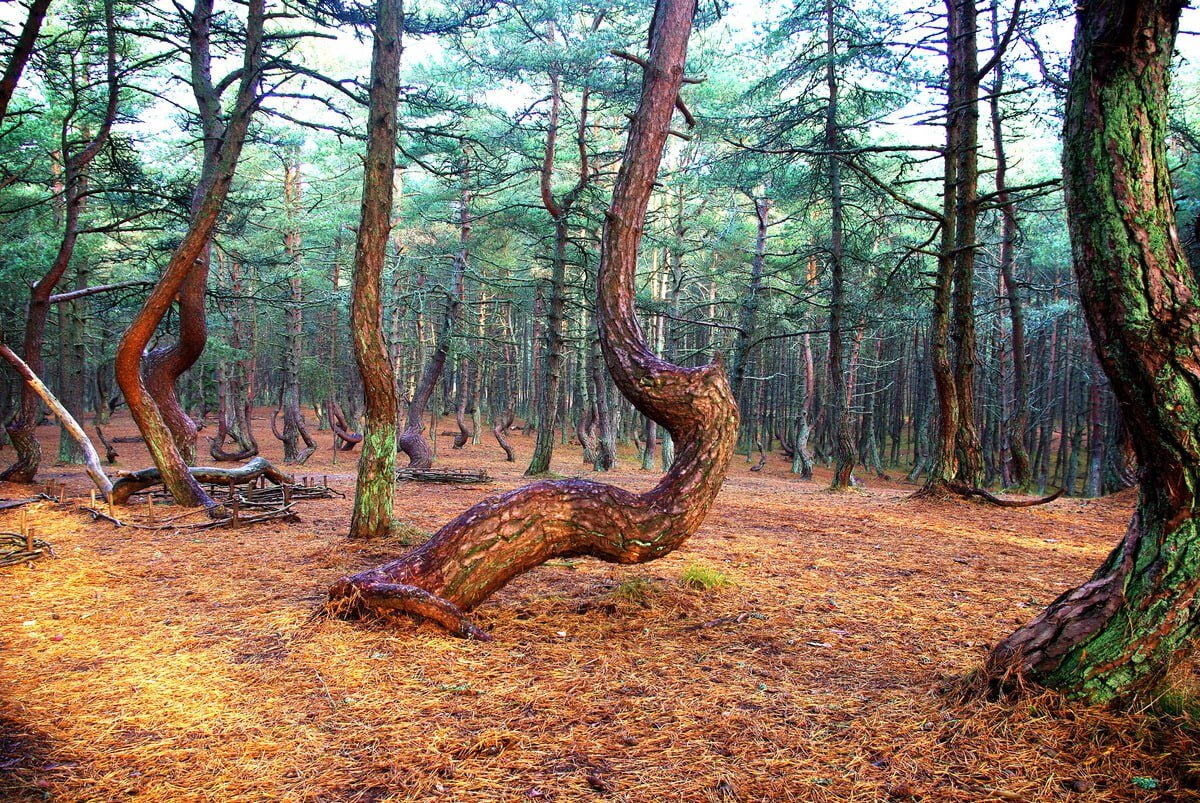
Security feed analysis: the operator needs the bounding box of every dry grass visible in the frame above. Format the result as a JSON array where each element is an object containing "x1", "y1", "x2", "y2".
[{"x1": 1, "y1": 410, "x2": 1197, "y2": 801}]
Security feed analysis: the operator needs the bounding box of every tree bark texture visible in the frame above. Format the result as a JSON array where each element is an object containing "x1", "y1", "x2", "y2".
[
  {"x1": 115, "y1": 0, "x2": 264, "y2": 507},
  {"x1": 987, "y1": 0, "x2": 1200, "y2": 703},
  {"x1": 328, "y1": 0, "x2": 736, "y2": 639},
  {"x1": 348, "y1": 0, "x2": 403, "y2": 538}
]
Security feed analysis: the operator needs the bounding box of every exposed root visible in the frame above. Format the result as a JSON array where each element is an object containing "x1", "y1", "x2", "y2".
[
  {"x1": 328, "y1": 580, "x2": 492, "y2": 641},
  {"x1": 949, "y1": 482, "x2": 1064, "y2": 507}
]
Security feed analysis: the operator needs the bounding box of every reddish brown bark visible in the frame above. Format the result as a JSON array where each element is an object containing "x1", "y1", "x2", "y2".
[
  {"x1": 2, "y1": 0, "x2": 118, "y2": 483},
  {"x1": 0, "y1": 0, "x2": 51, "y2": 124},
  {"x1": 348, "y1": 0, "x2": 403, "y2": 539},
  {"x1": 142, "y1": 0, "x2": 244, "y2": 464},
  {"x1": 492, "y1": 407, "x2": 516, "y2": 462},
  {"x1": 329, "y1": 0, "x2": 734, "y2": 639},
  {"x1": 115, "y1": 0, "x2": 264, "y2": 507}
]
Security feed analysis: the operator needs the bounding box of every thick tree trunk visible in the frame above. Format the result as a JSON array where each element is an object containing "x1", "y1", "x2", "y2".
[
  {"x1": 348, "y1": 0, "x2": 403, "y2": 538},
  {"x1": 948, "y1": 0, "x2": 984, "y2": 488},
  {"x1": 329, "y1": 0, "x2": 733, "y2": 639},
  {"x1": 823, "y1": 0, "x2": 855, "y2": 490},
  {"x1": 987, "y1": 0, "x2": 1200, "y2": 703}
]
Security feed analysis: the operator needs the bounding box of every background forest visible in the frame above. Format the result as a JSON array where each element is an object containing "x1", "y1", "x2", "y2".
[{"x1": 2, "y1": 0, "x2": 1188, "y2": 498}]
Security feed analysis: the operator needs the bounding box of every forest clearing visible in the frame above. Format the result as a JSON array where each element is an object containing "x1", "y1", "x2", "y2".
[
  {"x1": 5, "y1": 0, "x2": 1200, "y2": 798},
  {"x1": 3, "y1": 413, "x2": 1197, "y2": 802}
]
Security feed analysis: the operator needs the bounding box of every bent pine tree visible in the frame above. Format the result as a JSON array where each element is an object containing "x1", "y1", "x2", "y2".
[{"x1": 329, "y1": 0, "x2": 736, "y2": 639}]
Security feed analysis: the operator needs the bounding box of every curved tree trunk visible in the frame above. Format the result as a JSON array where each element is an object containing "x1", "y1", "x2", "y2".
[
  {"x1": 986, "y1": 0, "x2": 1200, "y2": 703},
  {"x1": 399, "y1": 185, "x2": 467, "y2": 469},
  {"x1": 329, "y1": 0, "x2": 733, "y2": 638},
  {"x1": 492, "y1": 407, "x2": 515, "y2": 462},
  {"x1": 348, "y1": 0, "x2": 403, "y2": 539},
  {"x1": 115, "y1": 0, "x2": 264, "y2": 507},
  {"x1": 141, "y1": 0, "x2": 236, "y2": 465},
  {"x1": 2, "y1": 0, "x2": 118, "y2": 482}
]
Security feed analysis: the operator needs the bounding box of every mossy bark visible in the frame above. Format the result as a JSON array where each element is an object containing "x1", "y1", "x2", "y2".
[
  {"x1": 348, "y1": 0, "x2": 403, "y2": 538},
  {"x1": 987, "y1": 0, "x2": 1200, "y2": 702}
]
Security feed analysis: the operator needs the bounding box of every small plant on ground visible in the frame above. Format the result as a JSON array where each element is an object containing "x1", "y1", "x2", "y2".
[
  {"x1": 612, "y1": 576, "x2": 656, "y2": 605},
  {"x1": 680, "y1": 563, "x2": 730, "y2": 591}
]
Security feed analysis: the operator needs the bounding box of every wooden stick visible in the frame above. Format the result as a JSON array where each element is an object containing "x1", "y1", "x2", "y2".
[{"x1": 0, "y1": 343, "x2": 113, "y2": 500}]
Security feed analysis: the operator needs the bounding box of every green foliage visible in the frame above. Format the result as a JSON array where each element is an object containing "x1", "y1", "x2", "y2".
[{"x1": 680, "y1": 563, "x2": 730, "y2": 591}]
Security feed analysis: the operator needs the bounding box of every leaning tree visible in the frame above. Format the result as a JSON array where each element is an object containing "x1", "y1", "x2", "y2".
[
  {"x1": 985, "y1": 0, "x2": 1200, "y2": 702},
  {"x1": 114, "y1": 0, "x2": 266, "y2": 507},
  {"x1": 329, "y1": 0, "x2": 737, "y2": 638}
]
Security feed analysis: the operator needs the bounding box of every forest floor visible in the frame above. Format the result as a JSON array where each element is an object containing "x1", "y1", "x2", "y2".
[{"x1": 1, "y1": 410, "x2": 1198, "y2": 802}]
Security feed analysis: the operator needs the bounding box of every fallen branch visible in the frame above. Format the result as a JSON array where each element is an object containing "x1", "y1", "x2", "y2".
[
  {"x1": 396, "y1": 467, "x2": 492, "y2": 484},
  {"x1": 0, "y1": 496, "x2": 49, "y2": 512},
  {"x1": 0, "y1": 531, "x2": 54, "y2": 567},
  {"x1": 111, "y1": 455, "x2": 292, "y2": 504},
  {"x1": 0, "y1": 343, "x2": 112, "y2": 500}
]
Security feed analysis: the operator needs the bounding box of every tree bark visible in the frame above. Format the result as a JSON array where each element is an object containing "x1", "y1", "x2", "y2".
[
  {"x1": 348, "y1": 0, "x2": 403, "y2": 538},
  {"x1": 987, "y1": 0, "x2": 1200, "y2": 703},
  {"x1": 3, "y1": 0, "x2": 118, "y2": 482},
  {"x1": 115, "y1": 0, "x2": 264, "y2": 507},
  {"x1": 0, "y1": 344, "x2": 112, "y2": 501},
  {"x1": 823, "y1": 0, "x2": 855, "y2": 490},
  {"x1": 329, "y1": 0, "x2": 734, "y2": 639},
  {"x1": 0, "y1": 0, "x2": 51, "y2": 123}
]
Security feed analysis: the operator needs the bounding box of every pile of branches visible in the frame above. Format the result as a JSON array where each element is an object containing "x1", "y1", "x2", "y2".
[
  {"x1": 396, "y1": 467, "x2": 492, "y2": 484},
  {"x1": 0, "y1": 531, "x2": 54, "y2": 567}
]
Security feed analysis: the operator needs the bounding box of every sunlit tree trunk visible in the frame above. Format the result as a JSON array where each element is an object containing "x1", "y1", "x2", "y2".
[
  {"x1": 348, "y1": 0, "x2": 403, "y2": 538},
  {"x1": 115, "y1": 0, "x2": 264, "y2": 507}
]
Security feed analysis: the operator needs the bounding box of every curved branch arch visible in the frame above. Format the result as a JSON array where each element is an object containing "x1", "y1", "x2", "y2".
[{"x1": 328, "y1": 0, "x2": 733, "y2": 639}]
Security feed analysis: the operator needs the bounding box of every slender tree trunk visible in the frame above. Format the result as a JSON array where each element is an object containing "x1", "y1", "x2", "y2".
[
  {"x1": 3, "y1": 2, "x2": 118, "y2": 482},
  {"x1": 348, "y1": 0, "x2": 404, "y2": 538},
  {"x1": 824, "y1": 0, "x2": 855, "y2": 489}
]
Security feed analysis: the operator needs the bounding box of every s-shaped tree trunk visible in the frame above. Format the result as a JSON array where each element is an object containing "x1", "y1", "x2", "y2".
[
  {"x1": 114, "y1": 0, "x2": 264, "y2": 507},
  {"x1": 329, "y1": 0, "x2": 734, "y2": 639},
  {"x1": 985, "y1": 0, "x2": 1200, "y2": 703}
]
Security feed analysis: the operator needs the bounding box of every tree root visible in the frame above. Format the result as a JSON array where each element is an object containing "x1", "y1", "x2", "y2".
[
  {"x1": 948, "y1": 482, "x2": 1064, "y2": 507},
  {"x1": 328, "y1": 579, "x2": 492, "y2": 641}
]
